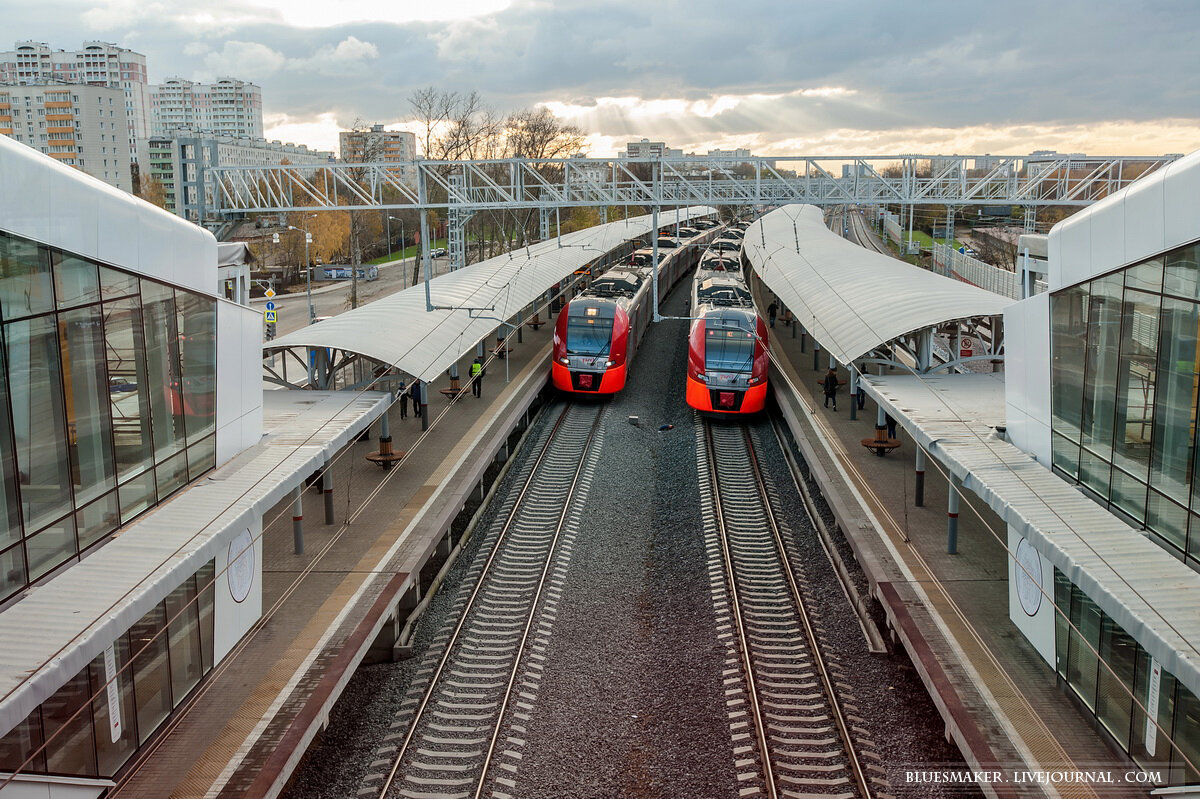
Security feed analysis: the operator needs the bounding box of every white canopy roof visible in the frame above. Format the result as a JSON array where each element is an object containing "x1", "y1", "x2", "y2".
[
  {"x1": 266, "y1": 207, "x2": 715, "y2": 383},
  {"x1": 743, "y1": 205, "x2": 1012, "y2": 365}
]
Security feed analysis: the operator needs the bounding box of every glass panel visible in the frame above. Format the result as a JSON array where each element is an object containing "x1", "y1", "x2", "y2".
[
  {"x1": 1066, "y1": 587, "x2": 1102, "y2": 711},
  {"x1": 52, "y1": 251, "x2": 101, "y2": 310},
  {"x1": 1110, "y1": 467, "x2": 1148, "y2": 524},
  {"x1": 1125, "y1": 257, "x2": 1164, "y2": 294},
  {"x1": 61, "y1": 305, "x2": 117, "y2": 505},
  {"x1": 128, "y1": 602, "x2": 172, "y2": 745},
  {"x1": 175, "y1": 290, "x2": 217, "y2": 443},
  {"x1": 141, "y1": 281, "x2": 186, "y2": 462},
  {"x1": 1051, "y1": 285, "x2": 1090, "y2": 438},
  {"x1": 104, "y1": 296, "x2": 153, "y2": 480},
  {"x1": 1111, "y1": 289, "x2": 1158, "y2": 479},
  {"x1": 1080, "y1": 447, "x2": 1112, "y2": 500},
  {"x1": 98, "y1": 265, "x2": 138, "y2": 302},
  {"x1": 1163, "y1": 243, "x2": 1200, "y2": 300},
  {"x1": 1191, "y1": 514, "x2": 1200, "y2": 566},
  {"x1": 0, "y1": 544, "x2": 26, "y2": 602},
  {"x1": 76, "y1": 493, "x2": 119, "y2": 552},
  {"x1": 197, "y1": 561, "x2": 215, "y2": 673},
  {"x1": 118, "y1": 472, "x2": 156, "y2": 523},
  {"x1": 0, "y1": 708, "x2": 45, "y2": 773},
  {"x1": 1147, "y1": 491, "x2": 1188, "y2": 553},
  {"x1": 186, "y1": 434, "x2": 216, "y2": 481},
  {"x1": 1153, "y1": 297, "x2": 1200, "y2": 505},
  {"x1": 0, "y1": 232, "x2": 54, "y2": 319},
  {"x1": 8, "y1": 315, "x2": 74, "y2": 529},
  {"x1": 1053, "y1": 568, "x2": 1071, "y2": 679},
  {"x1": 155, "y1": 450, "x2": 188, "y2": 500},
  {"x1": 1173, "y1": 681, "x2": 1200, "y2": 784},
  {"x1": 0, "y1": 345, "x2": 23, "y2": 550},
  {"x1": 1130, "y1": 648, "x2": 1176, "y2": 772},
  {"x1": 165, "y1": 579, "x2": 202, "y2": 704},
  {"x1": 1080, "y1": 274, "x2": 1124, "y2": 465},
  {"x1": 26, "y1": 515, "x2": 76, "y2": 582},
  {"x1": 1096, "y1": 615, "x2": 1138, "y2": 748},
  {"x1": 1051, "y1": 431, "x2": 1080, "y2": 479},
  {"x1": 42, "y1": 668, "x2": 97, "y2": 776},
  {"x1": 88, "y1": 634, "x2": 137, "y2": 776}
]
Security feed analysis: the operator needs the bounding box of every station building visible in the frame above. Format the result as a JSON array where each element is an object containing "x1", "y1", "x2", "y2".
[
  {"x1": 0, "y1": 134, "x2": 264, "y2": 795},
  {"x1": 1005, "y1": 151, "x2": 1200, "y2": 782}
]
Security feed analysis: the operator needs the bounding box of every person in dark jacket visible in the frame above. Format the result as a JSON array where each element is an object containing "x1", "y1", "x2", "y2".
[
  {"x1": 822, "y1": 368, "x2": 842, "y2": 410},
  {"x1": 470, "y1": 357, "x2": 485, "y2": 398},
  {"x1": 767, "y1": 300, "x2": 778, "y2": 328},
  {"x1": 399, "y1": 382, "x2": 409, "y2": 419},
  {"x1": 886, "y1": 413, "x2": 898, "y2": 439}
]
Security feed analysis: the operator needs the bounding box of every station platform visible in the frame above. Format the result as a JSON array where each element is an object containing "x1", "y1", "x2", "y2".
[
  {"x1": 107, "y1": 312, "x2": 560, "y2": 798},
  {"x1": 754, "y1": 282, "x2": 1137, "y2": 799}
]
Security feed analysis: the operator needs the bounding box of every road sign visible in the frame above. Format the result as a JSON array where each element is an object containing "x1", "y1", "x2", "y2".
[
  {"x1": 265, "y1": 300, "x2": 277, "y2": 311},
  {"x1": 265, "y1": 288, "x2": 277, "y2": 298},
  {"x1": 265, "y1": 310, "x2": 277, "y2": 323}
]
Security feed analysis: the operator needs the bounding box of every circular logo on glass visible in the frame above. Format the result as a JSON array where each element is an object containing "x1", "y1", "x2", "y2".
[
  {"x1": 1015, "y1": 537, "x2": 1043, "y2": 617},
  {"x1": 227, "y1": 528, "x2": 255, "y2": 604}
]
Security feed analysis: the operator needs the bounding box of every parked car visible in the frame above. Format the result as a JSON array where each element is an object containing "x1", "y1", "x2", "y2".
[{"x1": 430, "y1": 247, "x2": 448, "y2": 258}]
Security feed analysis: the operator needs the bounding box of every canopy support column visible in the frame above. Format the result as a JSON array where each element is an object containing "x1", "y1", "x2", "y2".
[
  {"x1": 948, "y1": 472, "x2": 962, "y2": 554},
  {"x1": 915, "y1": 448, "x2": 926, "y2": 507},
  {"x1": 292, "y1": 486, "x2": 304, "y2": 555},
  {"x1": 419, "y1": 381, "x2": 429, "y2": 432}
]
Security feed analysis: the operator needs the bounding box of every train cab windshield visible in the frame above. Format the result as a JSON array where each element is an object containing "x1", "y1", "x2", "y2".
[
  {"x1": 705, "y1": 327, "x2": 755, "y2": 373},
  {"x1": 566, "y1": 307, "x2": 615, "y2": 356}
]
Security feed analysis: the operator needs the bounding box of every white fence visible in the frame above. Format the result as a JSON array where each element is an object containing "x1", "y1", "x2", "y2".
[
  {"x1": 932, "y1": 243, "x2": 1047, "y2": 300},
  {"x1": 882, "y1": 211, "x2": 902, "y2": 246}
]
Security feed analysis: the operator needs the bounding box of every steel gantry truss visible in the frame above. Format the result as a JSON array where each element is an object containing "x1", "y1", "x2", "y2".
[{"x1": 207, "y1": 153, "x2": 1179, "y2": 216}]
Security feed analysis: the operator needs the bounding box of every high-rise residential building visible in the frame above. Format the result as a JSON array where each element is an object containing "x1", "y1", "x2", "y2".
[
  {"x1": 0, "y1": 41, "x2": 150, "y2": 158},
  {"x1": 137, "y1": 129, "x2": 334, "y2": 222},
  {"x1": 622, "y1": 138, "x2": 682, "y2": 158},
  {"x1": 339, "y1": 123, "x2": 416, "y2": 185},
  {"x1": 0, "y1": 83, "x2": 133, "y2": 191},
  {"x1": 150, "y1": 78, "x2": 264, "y2": 139}
]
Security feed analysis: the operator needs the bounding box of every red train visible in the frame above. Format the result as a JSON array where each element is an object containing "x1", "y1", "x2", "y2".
[
  {"x1": 685, "y1": 263, "x2": 768, "y2": 415},
  {"x1": 552, "y1": 221, "x2": 718, "y2": 394}
]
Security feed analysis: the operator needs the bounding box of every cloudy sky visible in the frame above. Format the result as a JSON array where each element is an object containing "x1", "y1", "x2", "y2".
[{"x1": 4, "y1": 0, "x2": 1198, "y2": 158}]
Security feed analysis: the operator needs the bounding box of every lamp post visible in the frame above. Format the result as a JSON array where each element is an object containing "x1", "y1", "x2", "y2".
[
  {"x1": 389, "y1": 215, "x2": 406, "y2": 287},
  {"x1": 286, "y1": 214, "x2": 318, "y2": 324}
]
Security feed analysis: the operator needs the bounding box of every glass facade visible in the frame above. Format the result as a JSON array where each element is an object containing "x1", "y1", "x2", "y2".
[
  {"x1": 0, "y1": 230, "x2": 218, "y2": 603},
  {"x1": 1054, "y1": 569, "x2": 1199, "y2": 783},
  {"x1": 1050, "y1": 240, "x2": 1200, "y2": 567},
  {"x1": 0, "y1": 561, "x2": 216, "y2": 778}
]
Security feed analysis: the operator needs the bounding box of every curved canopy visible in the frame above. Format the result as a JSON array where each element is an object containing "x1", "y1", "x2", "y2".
[
  {"x1": 266, "y1": 207, "x2": 715, "y2": 383},
  {"x1": 743, "y1": 205, "x2": 1013, "y2": 365}
]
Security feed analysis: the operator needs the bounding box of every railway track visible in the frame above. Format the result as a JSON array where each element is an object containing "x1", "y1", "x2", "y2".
[
  {"x1": 699, "y1": 418, "x2": 875, "y2": 799},
  {"x1": 363, "y1": 402, "x2": 606, "y2": 799}
]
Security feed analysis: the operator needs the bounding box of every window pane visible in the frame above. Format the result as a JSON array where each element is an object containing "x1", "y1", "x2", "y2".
[
  {"x1": 186, "y1": 434, "x2": 215, "y2": 481},
  {"x1": 1080, "y1": 447, "x2": 1112, "y2": 500},
  {"x1": 118, "y1": 472, "x2": 156, "y2": 523},
  {"x1": 98, "y1": 265, "x2": 138, "y2": 302},
  {"x1": 1163, "y1": 243, "x2": 1200, "y2": 300},
  {"x1": 1111, "y1": 289, "x2": 1158, "y2": 479},
  {"x1": 1096, "y1": 615, "x2": 1138, "y2": 748},
  {"x1": 1110, "y1": 467, "x2": 1148, "y2": 525},
  {"x1": 1080, "y1": 274, "x2": 1124, "y2": 463},
  {"x1": 0, "y1": 233, "x2": 54, "y2": 319},
  {"x1": 0, "y1": 543, "x2": 26, "y2": 602},
  {"x1": 1066, "y1": 588, "x2": 1102, "y2": 711},
  {"x1": 1051, "y1": 285, "x2": 1090, "y2": 437},
  {"x1": 175, "y1": 290, "x2": 217, "y2": 443},
  {"x1": 1130, "y1": 649, "x2": 1176, "y2": 772},
  {"x1": 52, "y1": 251, "x2": 101, "y2": 310},
  {"x1": 155, "y1": 450, "x2": 188, "y2": 501},
  {"x1": 0, "y1": 708, "x2": 45, "y2": 773},
  {"x1": 166, "y1": 579, "x2": 202, "y2": 704},
  {"x1": 1172, "y1": 681, "x2": 1200, "y2": 784},
  {"x1": 0, "y1": 345, "x2": 23, "y2": 550},
  {"x1": 26, "y1": 515, "x2": 77, "y2": 582},
  {"x1": 1125, "y1": 257, "x2": 1164, "y2": 294},
  {"x1": 88, "y1": 635, "x2": 137, "y2": 776},
  {"x1": 42, "y1": 668, "x2": 97, "y2": 776},
  {"x1": 61, "y1": 305, "x2": 117, "y2": 505},
  {"x1": 76, "y1": 493, "x2": 119, "y2": 552},
  {"x1": 104, "y1": 296, "x2": 153, "y2": 480},
  {"x1": 141, "y1": 281, "x2": 186, "y2": 461},
  {"x1": 1051, "y1": 431, "x2": 1080, "y2": 479},
  {"x1": 8, "y1": 315, "x2": 74, "y2": 529},
  {"x1": 197, "y1": 561, "x2": 215, "y2": 673},
  {"x1": 1152, "y1": 297, "x2": 1199, "y2": 505},
  {"x1": 1147, "y1": 491, "x2": 1188, "y2": 553},
  {"x1": 128, "y1": 602, "x2": 172, "y2": 745},
  {"x1": 1054, "y1": 568, "x2": 1071, "y2": 679}
]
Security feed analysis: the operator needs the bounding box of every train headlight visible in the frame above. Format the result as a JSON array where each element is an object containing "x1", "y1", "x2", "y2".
[
  {"x1": 558, "y1": 357, "x2": 570, "y2": 365},
  {"x1": 605, "y1": 360, "x2": 614, "y2": 367},
  {"x1": 748, "y1": 376, "x2": 759, "y2": 384},
  {"x1": 695, "y1": 372, "x2": 706, "y2": 383}
]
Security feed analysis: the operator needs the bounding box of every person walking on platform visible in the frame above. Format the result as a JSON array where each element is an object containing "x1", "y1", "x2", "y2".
[
  {"x1": 399, "y1": 383, "x2": 409, "y2": 419},
  {"x1": 767, "y1": 300, "x2": 778, "y2": 328},
  {"x1": 470, "y1": 357, "x2": 485, "y2": 398},
  {"x1": 821, "y1": 367, "x2": 843, "y2": 411},
  {"x1": 856, "y1": 364, "x2": 867, "y2": 410},
  {"x1": 886, "y1": 413, "x2": 898, "y2": 439}
]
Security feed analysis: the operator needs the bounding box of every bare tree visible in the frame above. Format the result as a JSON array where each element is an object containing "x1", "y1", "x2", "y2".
[{"x1": 503, "y1": 107, "x2": 585, "y2": 160}]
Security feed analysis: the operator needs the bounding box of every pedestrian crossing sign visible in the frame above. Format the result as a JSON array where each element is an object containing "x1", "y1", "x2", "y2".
[{"x1": 264, "y1": 310, "x2": 277, "y2": 323}]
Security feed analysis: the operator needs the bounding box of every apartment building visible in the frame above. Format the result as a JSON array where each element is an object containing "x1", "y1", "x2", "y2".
[
  {"x1": 338, "y1": 123, "x2": 416, "y2": 185},
  {"x1": 150, "y1": 77, "x2": 264, "y2": 139},
  {"x1": 0, "y1": 41, "x2": 150, "y2": 158},
  {"x1": 0, "y1": 83, "x2": 133, "y2": 192}
]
